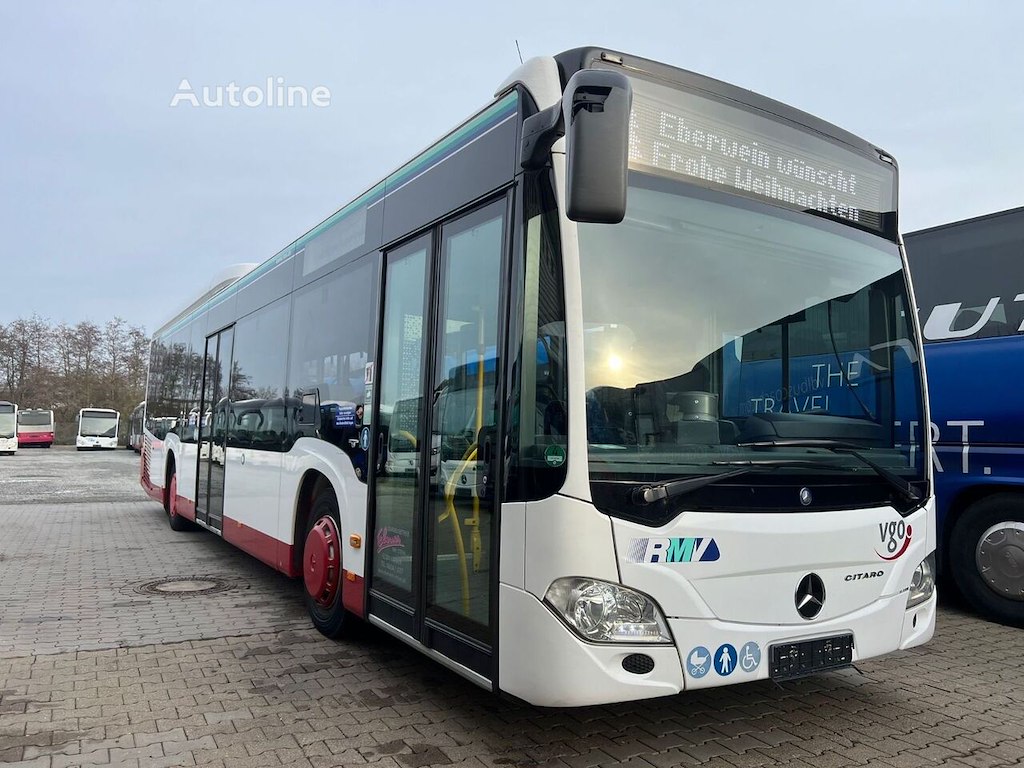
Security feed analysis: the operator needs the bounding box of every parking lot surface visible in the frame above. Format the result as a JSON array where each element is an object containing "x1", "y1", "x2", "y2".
[{"x1": 2, "y1": 449, "x2": 1024, "y2": 768}]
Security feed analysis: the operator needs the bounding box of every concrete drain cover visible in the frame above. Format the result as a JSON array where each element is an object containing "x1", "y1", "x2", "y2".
[{"x1": 136, "y1": 577, "x2": 232, "y2": 597}]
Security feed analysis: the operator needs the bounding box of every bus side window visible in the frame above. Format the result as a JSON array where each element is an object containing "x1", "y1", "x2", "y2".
[{"x1": 507, "y1": 171, "x2": 568, "y2": 501}]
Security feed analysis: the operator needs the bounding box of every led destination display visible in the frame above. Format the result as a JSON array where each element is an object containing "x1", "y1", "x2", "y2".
[{"x1": 623, "y1": 74, "x2": 896, "y2": 233}]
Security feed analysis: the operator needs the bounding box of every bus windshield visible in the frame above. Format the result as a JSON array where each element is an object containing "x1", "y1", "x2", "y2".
[
  {"x1": 578, "y1": 176, "x2": 926, "y2": 515},
  {"x1": 80, "y1": 412, "x2": 118, "y2": 437},
  {"x1": 18, "y1": 411, "x2": 52, "y2": 427},
  {"x1": 0, "y1": 406, "x2": 14, "y2": 438}
]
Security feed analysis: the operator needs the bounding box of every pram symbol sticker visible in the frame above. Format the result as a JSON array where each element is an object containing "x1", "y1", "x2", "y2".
[{"x1": 687, "y1": 646, "x2": 711, "y2": 679}]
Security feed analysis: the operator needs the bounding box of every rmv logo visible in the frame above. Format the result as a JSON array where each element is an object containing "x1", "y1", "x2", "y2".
[{"x1": 629, "y1": 537, "x2": 721, "y2": 564}]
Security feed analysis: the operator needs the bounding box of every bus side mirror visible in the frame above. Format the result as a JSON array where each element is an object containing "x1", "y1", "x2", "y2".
[
  {"x1": 519, "y1": 69, "x2": 632, "y2": 223},
  {"x1": 562, "y1": 70, "x2": 632, "y2": 224}
]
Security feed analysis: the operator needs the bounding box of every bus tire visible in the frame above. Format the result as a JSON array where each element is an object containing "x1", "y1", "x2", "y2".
[
  {"x1": 166, "y1": 468, "x2": 192, "y2": 532},
  {"x1": 302, "y1": 488, "x2": 351, "y2": 639},
  {"x1": 949, "y1": 494, "x2": 1024, "y2": 628}
]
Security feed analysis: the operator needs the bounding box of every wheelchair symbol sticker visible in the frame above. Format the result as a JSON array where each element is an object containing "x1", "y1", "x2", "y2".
[
  {"x1": 359, "y1": 426, "x2": 371, "y2": 451},
  {"x1": 739, "y1": 642, "x2": 761, "y2": 673},
  {"x1": 686, "y1": 646, "x2": 711, "y2": 679}
]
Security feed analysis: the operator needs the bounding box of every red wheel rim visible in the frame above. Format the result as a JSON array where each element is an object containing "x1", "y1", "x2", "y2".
[
  {"x1": 169, "y1": 474, "x2": 178, "y2": 518},
  {"x1": 304, "y1": 515, "x2": 341, "y2": 606}
]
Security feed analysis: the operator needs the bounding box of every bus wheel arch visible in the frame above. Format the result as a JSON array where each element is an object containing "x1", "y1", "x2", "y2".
[
  {"x1": 292, "y1": 471, "x2": 332, "y2": 575},
  {"x1": 948, "y1": 491, "x2": 1024, "y2": 628},
  {"x1": 164, "y1": 453, "x2": 191, "y2": 532},
  {"x1": 298, "y1": 474, "x2": 352, "y2": 638}
]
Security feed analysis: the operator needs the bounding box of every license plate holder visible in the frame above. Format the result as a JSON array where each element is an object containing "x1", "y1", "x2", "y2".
[{"x1": 769, "y1": 634, "x2": 854, "y2": 680}]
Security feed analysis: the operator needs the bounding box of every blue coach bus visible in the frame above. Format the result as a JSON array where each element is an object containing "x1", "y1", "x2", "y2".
[{"x1": 904, "y1": 208, "x2": 1024, "y2": 627}]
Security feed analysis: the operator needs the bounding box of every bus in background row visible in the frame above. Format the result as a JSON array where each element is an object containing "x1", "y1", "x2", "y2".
[
  {"x1": 0, "y1": 401, "x2": 17, "y2": 454},
  {"x1": 141, "y1": 46, "x2": 935, "y2": 706},
  {"x1": 127, "y1": 401, "x2": 146, "y2": 451},
  {"x1": 16, "y1": 408, "x2": 54, "y2": 448},
  {"x1": 77, "y1": 408, "x2": 120, "y2": 450},
  {"x1": 904, "y1": 208, "x2": 1024, "y2": 627}
]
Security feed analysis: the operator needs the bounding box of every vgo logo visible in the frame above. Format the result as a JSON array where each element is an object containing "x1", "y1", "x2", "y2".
[{"x1": 875, "y1": 520, "x2": 912, "y2": 561}]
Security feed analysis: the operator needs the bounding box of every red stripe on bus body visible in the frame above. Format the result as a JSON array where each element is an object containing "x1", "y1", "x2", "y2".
[
  {"x1": 142, "y1": 483, "x2": 162, "y2": 504},
  {"x1": 220, "y1": 516, "x2": 365, "y2": 616},
  {"x1": 140, "y1": 471, "x2": 164, "y2": 504},
  {"x1": 223, "y1": 516, "x2": 296, "y2": 577},
  {"x1": 342, "y1": 571, "x2": 366, "y2": 618},
  {"x1": 175, "y1": 495, "x2": 196, "y2": 522}
]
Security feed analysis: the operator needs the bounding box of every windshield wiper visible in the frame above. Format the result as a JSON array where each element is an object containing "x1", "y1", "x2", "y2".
[
  {"x1": 736, "y1": 438, "x2": 921, "y2": 503},
  {"x1": 632, "y1": 459, "x2": 831, "y2": 505}
]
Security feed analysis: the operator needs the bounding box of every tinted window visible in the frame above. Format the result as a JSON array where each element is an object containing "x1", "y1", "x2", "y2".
[
  {"x1": 148, "y1": 327, "x2": 197, "y2": 438},
  {"x1": 288, "y1": 255, "x2": 377, "y2": 463},
  {"x1": 18, "y1": 411, "x2": 52, "y2": 426},
  {"x1": 906, "y1": 211, "x2": 1024, "y2": 342},
  {"x1": 230, "y1": 298, "x2": 292, "y2": 451},
  {"x1": 507, "y1": 172, "x2": 568, "y2": 501}
]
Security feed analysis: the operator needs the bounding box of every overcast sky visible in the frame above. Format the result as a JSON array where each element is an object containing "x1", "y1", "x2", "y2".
[{"x1": 2, "y1": 1, "x2": 1021, "y2": 334}]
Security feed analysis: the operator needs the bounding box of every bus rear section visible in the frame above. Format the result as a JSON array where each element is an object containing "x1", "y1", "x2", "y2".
[
  {"x1": 905, "y1": 208, "x2": 1024, "y2": 627},
  {"x1": 77, "y1": 408, "x2": 120, "y2": 450},
  {"x1": 17, "y1": 408, "x2": 54, "y2": 448},
  {"x1": 126, "y1": 401, "x2": 145, "y2": 451},
  {"x1": 0, "y1": 402, "x2": 17, "y2": 454}
]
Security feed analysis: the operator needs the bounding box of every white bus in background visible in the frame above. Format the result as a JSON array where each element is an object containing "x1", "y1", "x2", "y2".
[
  {"x1": 17, "y1": 408, "x2": 54, "y2": 448},
  {"x1": 76, "y1": 408, "x2": 120, "y2": 450},
  {"x1": 142, "y1": 47, "x2": 935, "y2": 706},
  {"x1": 0, "y1": 401, "x2": 18, "y2": 454}
]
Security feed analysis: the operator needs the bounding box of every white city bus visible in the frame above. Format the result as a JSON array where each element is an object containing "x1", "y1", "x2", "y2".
[
  {"x1": 142, "y1": 47, "x2": 935, "y2": 706},
  {"x1": 16, "y1": 408, "x2": 54, "y2": 448},
  {"x1": 0, "y1": 401, "x2": 18, "y2": 454},
  {"x1": 77, "y1": 408, "x2": 120, "y2": 450}
]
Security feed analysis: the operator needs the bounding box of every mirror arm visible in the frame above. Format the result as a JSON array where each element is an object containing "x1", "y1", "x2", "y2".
[{"x1": 520, "y1": 104, "x2": 564, "y2": 170}]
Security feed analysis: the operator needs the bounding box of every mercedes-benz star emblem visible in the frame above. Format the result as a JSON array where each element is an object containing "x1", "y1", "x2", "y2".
[
  {"x1": 795, "y1": 573, "x2": 826, "y2": 620},
  {"x1": 799, "y1": 487, "x2": 813, "y2": 506}
]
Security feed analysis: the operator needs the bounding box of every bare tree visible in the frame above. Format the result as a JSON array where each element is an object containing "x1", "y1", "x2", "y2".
[{"x1": 0, "y1": 315, "x2": 149, "y2": 444}]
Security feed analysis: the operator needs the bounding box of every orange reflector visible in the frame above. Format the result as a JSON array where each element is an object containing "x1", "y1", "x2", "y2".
[
  {"x1": 345, "y1": 571, "x2": 357, "y2": 582},
  {"x1": 349, "y1": 534, "x2": 362, "y2": 548}
]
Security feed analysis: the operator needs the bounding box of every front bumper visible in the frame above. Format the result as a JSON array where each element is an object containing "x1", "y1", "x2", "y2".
[
  {"x1": 498, "y1": 582, "x2": 935, "y2": 706},
  {"x1": 77, "y1": 437, "x2": 117, "y2": 449}
]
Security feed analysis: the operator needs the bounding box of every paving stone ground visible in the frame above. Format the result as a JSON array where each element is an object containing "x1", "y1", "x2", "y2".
[{"x1": 2, "y1": 449, "x2": 1024, "y2": 767}]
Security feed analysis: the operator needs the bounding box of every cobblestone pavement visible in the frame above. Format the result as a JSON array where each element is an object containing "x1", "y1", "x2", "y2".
[{"x1": 2, "y1": 451, "x2": 1024, "y2": 767}]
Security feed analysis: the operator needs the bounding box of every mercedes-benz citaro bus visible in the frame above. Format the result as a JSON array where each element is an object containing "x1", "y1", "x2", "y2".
[
  {"x1": 76, "y1": 408, "x2": 120, "y2": 450},
  {"x1": 0, "y1": 401, "x2": 18, "y2": 454},
  {"x1": 141, "y1": 47, "x2": 935, "y2": 706},
  {"x1": 17, "y1": 408, "x2": 55, "y2": 448}
]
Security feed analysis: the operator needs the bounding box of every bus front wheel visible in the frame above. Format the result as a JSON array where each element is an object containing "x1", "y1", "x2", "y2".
[
  {"x1": 950, "y1": 494, "x2": 1024, "y2": 628},
  {"x1": 302, "y1": 489, "x2": 352, "y2": 639},
  {"x1": 166, "y1": 470, "x2": 192, "y2": 532}
]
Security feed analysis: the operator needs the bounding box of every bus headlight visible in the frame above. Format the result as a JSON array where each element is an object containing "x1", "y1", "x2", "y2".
[
  {"x1": 544, "y1": 577, "x2": 672, "y2": 644},
  {"x1": 906, "y1": 553, "x2": 936, "y2": 609}
]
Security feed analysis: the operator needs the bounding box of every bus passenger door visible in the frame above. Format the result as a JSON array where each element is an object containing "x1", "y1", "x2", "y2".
[
  {"x1": 196, "y1": 326, "x2": 234, "y2": 533},
  {"x1": 368, "y1": 234, "x2": 430, "y2": 635},
  {"x1": 368, "y1": 197, "x2": 508, "y2": 682}
]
